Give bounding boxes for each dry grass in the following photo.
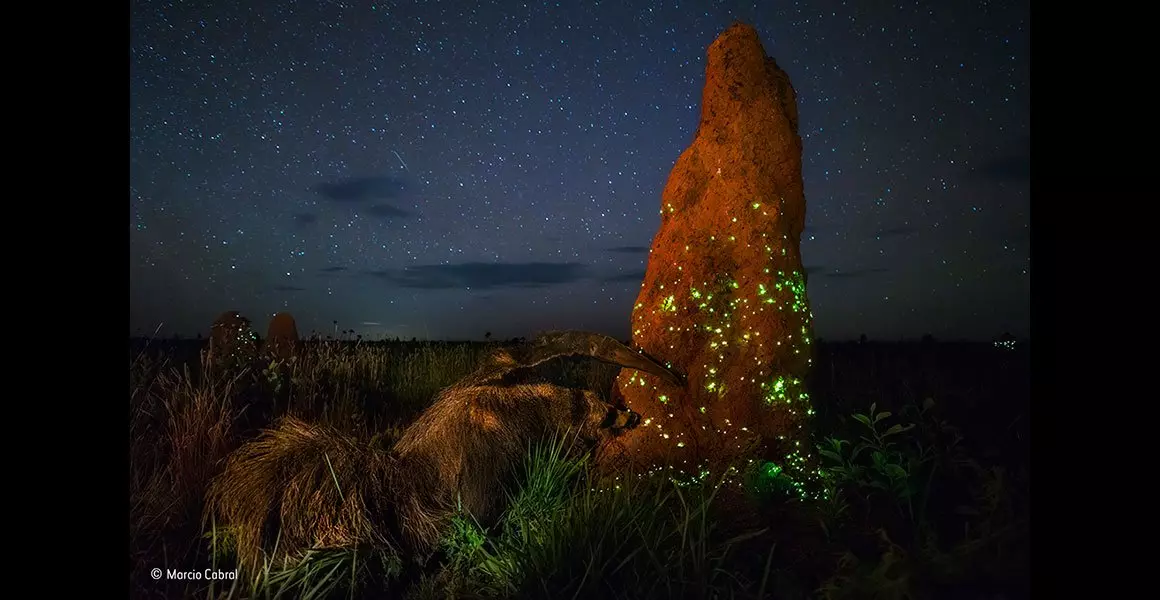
[205,415,399,577]
[130,348,249,597]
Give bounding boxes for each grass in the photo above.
[421,437,775,599]
[129,336,1029,599]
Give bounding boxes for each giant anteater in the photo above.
[205,330,684,574]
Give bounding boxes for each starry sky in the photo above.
[130,0,1030,342]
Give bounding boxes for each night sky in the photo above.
[130,1,1030,343]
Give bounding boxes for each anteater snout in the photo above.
[608,408,641,431]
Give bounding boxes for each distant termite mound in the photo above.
[265,312,299,360]
[206,310,259,370]
[597,22,820,499]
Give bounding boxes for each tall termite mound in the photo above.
[265,312,299,360]
[598,23,819,499]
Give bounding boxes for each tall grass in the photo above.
[261,342,490,435]
[421,434,776,600]
[131,351,249,598]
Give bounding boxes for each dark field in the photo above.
[129,336,1029,599]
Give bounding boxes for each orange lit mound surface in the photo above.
[596,23,820,498]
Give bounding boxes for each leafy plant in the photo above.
[818,402,927,521]
[262,356,300,396]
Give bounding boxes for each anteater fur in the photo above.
[204,415,399,576]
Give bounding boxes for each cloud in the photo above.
[603,270,647,283]
[361,203,413,219]
[320,266,347,273]
[294,213,318,226]
[272,285,306,292]
[366,262,590,290]
[314,176,408,202]
[605,245,650,254]
[876,225,915,239]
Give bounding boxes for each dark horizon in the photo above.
[128,328,1029,345]
[130,1,1030,344]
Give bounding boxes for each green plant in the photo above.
[817,403,934,527]
[262,356,299,396]
[811,396,1028,599]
